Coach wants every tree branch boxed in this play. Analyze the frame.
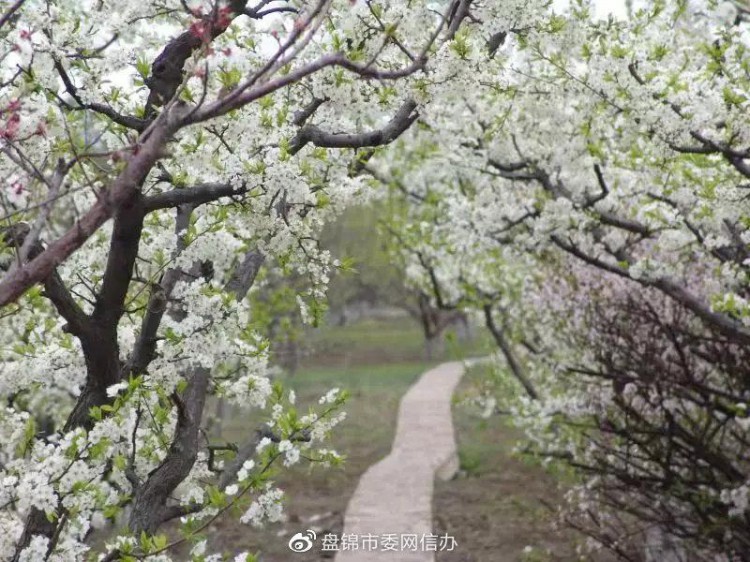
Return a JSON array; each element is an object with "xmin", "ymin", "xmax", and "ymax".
[
  {"xmin": 125, "ymin": 204, "xmax": 193, "ymax": 378},
  {"xmin": 188, "ymin": 52, "xmax": 426, "ymax": 125},
  {"xmin": 585, "ymin": 163, "xmax": 609, "ymax": 206},
  {"xmin": 292, "ymin": 97, "xmax": 328, "ymax": 127},
  {"xmin": 126, "ymin": 234, "xmax": 265, "ymax": 535},
  {"xmin": 289, "ymin": 99, "xmax": 418, "ymax": 155},
  {"xmin": 0, "ymin": 0, "xmax": 25, "ymax": 29},
  {"xmin": 445, "ymin": 0, "xmax": 473, "ymax": 40},
  {"xmin": 0, "ymin": 118, "xmax": 174, "ymax": 306},
  {"xmin": 143, "ymin": 0, "xmax": 252, "ymax": 116},
  {"xmin": 128, "ymin": 368, "xmax": 211, "ymax": 535},
  {"xmin": 551, "ymin": 235, "xmax": 750, "ymax": 345},
  {"xmin": 224, "ymin": 249, "xmax": 265, "ymax": 300},
  {"xmin": 483, "ymin": 304, "xmax": 539, "ymax": 400},
  {"xmin": 144, "ymin": 182, "xmax": 247, "ymax": 212},
  {"xmin": 92, "ymin": 193, "xmax": 145, "ymax": 332},
  {"xmin": 0, "ymin": 223, "xmax": 90, "ymax": 338}
]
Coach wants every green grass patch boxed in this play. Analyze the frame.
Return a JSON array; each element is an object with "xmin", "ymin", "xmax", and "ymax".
[
  {"xmin": 305, "ymin": 315, "xmax": 493, "ymax": 369},
  {"xmin": 208, "ymin": 317, "xmax": 493, "ymax": 561},
  {"xmin": 435, "ymin": 364, "xmax": 581, "ymax": 561},
  {"xmin": 211, "ymin": 359, "xmax": 431, "ymax": 561}
]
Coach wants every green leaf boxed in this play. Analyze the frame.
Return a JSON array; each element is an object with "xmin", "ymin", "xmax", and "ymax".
[
  {"xmin": 15, "ymin": 417, "xmax": 36, "ymax": 457},
  {"xmin": 152, "ymin": 534, "xmax": 168, "ymax": 550},
  {"xmin": 135, "ymin": 55, "xmax": 150, "ymax": 80},
  {"xmin": 140, "ymin": 531, "xmax": 151, "ymax": 554},
  {"xmin": 723, "ymin": 86, "xmax": 747, "ymax": 107}
]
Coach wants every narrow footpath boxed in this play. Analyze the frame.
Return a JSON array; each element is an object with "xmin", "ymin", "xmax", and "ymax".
[{"xmin": 335, "ymin": 361, "xmax": 465, "ymax": 562}]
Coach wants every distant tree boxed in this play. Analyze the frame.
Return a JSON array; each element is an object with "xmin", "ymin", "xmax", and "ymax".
[{"xmin": 320, "ymin": 203, "xmax": 408, "ymax": 322}]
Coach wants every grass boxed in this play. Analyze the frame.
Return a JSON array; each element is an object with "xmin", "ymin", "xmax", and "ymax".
[
  {"xmin": 434, "ymin": 364, "xmax": 581, "ymax": 562},
  {"xmin": 207, "ymin": 360, "xmax": 428, "ymax": 561},
  {"xmin": 200, "ymin": 315, "xmax": 492, "ymax": 560},
  {"xmin": 163, "ymin": 316, "xmax": 579, "ymax": 561},
  {"xmin": 302, "ymin": 315, "xmax": 493, "ymax": 368}
]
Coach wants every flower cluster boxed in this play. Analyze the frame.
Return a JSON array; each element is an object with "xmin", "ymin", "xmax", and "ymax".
[{"xmin": 379, "ymin": 0, "xmax": 750, "ymax": 559}]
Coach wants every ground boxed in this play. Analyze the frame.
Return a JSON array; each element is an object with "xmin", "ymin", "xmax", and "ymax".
[
  {"xmin": 211, "ymin": 360, "xmax": 427, "ymax": 561},
  {"xmin": 188, "ymin": 317, "xmax": 582, "ymax": 561},
  {"xmin": 434, "ymin": 364, "xmax": 581, "ymax": 562}
]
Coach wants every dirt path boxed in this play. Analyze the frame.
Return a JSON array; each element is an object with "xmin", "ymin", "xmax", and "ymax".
[{"xmin": 335, "ymin": 361, "xmax": 465, "ymax": 562}]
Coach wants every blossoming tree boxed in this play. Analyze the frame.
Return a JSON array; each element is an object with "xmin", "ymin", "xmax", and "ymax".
[
  {"xmin": 378, "ymin": 0, "xmax": 750, "ymax": 559},
  {"xmin": 8, "ymin": 0, "xmax": 749, "ymax": 559},
  {"xmin": 0, "ymin": 0, "xmax": 524, "ymax": 559}
]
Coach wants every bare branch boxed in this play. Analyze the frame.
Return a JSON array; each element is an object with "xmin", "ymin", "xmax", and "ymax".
[
  {"xmin": 43, "ymin": 271, "xmax": 90, "ymax": 338},
  {"xmin": 125, "ymin": 283, "xmax": 167, "ymax": 377},
  {"xmin": 125, "ymin": 204, "xmax": 193, "ymax": 378},
  {"xmin": 53, "ymin": 58, "xmax": 148, "ymax": 131},
  {"xmin": 483, "ymin": 304, "xmax": 538, "ymax": 400},
  {"xmin": 292, "ymin": 97, "xmax": 328, "ymax": 127},
  {"xmin": 144, "ymin": 182, "xmax": 247, "ymax": 212},
  {"xmin": 446, "ymin": 0, "xmax": 473, "ymax": 40},
  {"xmin": 596, "ymin": 210, "xmax": 652, "ymax": 237},
  {"xmin": 289, "ymin": 99, "xmax": 418, "ymax": 155},
  {"xmin": 585, "ymin": 163, "xmax": 609, "ymax": 206},
  {"xmin": 224, "ymin": 249, "xmax": 265, "ymax": 300},
  {"xmin": 488, "ymin": 158, "xmax": 529, "ymax": 173},
  {"xmin": 0, "ymin": 0, "xmax": 25, "ymax": 29},
  {"xmin": 0, "ymin": 223, "xmax": 89, "ymax": 337},
  {"xmin": 91, "ymin": 194, "xmax": 145, "ymax": 332}
]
